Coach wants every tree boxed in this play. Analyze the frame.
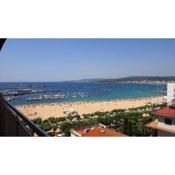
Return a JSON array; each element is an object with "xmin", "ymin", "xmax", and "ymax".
[
  {"xmin": 40, "ymin": 121, "xmax": 52, "ymax": 132},
  {"xmin": 52, "ymin": 124, "xmax": 58, "ymax": 132},
  {"xmin": 32, "ymin": 118, "xmax": 42, "ymax": 125},
  {"xmin": 60, "ymin": 121, "xmax": 72, "ymax": 136}
]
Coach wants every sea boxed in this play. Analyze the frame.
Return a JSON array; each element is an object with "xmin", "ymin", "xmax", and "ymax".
[{"xmin": 0, "ymin": 82, "xmax": 166, "ymax": 106}]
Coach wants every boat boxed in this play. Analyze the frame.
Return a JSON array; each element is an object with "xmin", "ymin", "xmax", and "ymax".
[
  {"xmin": 26, "ymin": 97, "xmax": 43, "ymax": 101},
  {"xmin": 5, "ymin": 96, "xmax": 17, "ymax": 101},
  {"xmin": 26, "ymin": 94, "xmax": 66, "ymax": 101}
]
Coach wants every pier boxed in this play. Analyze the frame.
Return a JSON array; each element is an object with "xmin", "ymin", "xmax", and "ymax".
[{"xmin": 3, "ymin": 89, "xmax": 62, "ymax": 97}]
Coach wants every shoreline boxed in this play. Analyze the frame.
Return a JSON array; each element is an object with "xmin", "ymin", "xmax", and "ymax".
[
  {"xmin": 16, "ymin": 96, "xmax": 165, "ymax": 120},
  {"xmin": 15, "ymin": 95, "xmax": 164, "ymax": 106}
]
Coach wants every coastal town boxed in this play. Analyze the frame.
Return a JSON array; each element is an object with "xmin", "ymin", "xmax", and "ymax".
[
  {"xmin": 14, "ymin": 83, "xmax": 175, "ymax": 137},
  {"xmin": 1, "ymin": 39, "xmax": 175, "ymax": 137}
]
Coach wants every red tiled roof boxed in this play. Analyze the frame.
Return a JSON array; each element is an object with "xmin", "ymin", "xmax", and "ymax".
[
  {"xmin": 153, "ymin": 106, "xmax": 175, "ymax": 118},
  {"xmin": 74, "ymin": 125, "xmax": 99, "ymax": 135},
  {"xmin": 83, "ymin": 127, "xmax": 126, "ymax": 137}
]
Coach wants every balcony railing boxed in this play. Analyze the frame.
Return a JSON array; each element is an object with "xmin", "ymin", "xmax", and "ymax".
[{"xmin": 0, "ymin": 94, "xmax": 48, "ymax": 136}]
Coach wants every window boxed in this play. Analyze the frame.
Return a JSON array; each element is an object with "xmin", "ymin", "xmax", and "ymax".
[{"xmin": 165, "ymin": 118, "xmax": 172, "ymax": 125}]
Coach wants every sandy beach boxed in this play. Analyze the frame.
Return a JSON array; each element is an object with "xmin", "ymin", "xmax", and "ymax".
[{"xmin": 16, "ymin": 96, "xmax": 165, "ymax": 120}]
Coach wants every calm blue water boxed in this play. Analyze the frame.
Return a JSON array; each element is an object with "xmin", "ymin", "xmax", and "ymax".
[{"xmin": 0, "ymin": 82, "xmax": 166, "ymax": 105}]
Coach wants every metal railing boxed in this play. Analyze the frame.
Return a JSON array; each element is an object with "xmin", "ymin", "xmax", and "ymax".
[{"xmin": 0, "ymin": 94, "xmax": 48, "ymax": 136}]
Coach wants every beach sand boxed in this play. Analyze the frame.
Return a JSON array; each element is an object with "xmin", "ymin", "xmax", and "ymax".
[{"xmin": 16, "ymin": 96, "xmax": 165, "ymax": 120}]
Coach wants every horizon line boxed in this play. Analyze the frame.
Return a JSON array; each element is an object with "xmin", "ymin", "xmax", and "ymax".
[{"xmin": 0, "ymin": 75, "xmax": 175, "ymax": 83}]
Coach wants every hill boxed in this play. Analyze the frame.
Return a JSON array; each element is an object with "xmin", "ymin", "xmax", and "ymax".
[{"xmin": 97, "ymin": 76, "xmax": 175, "ymax": 84}]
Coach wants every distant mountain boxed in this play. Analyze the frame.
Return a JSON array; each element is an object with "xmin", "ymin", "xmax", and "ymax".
[
  {"xmin": 76, "ymin": 78, "xmax": 105, "ymax": 82},
  {"xmin": 97, "ymin": 76, "xmax": 175, "ymax": 83}
]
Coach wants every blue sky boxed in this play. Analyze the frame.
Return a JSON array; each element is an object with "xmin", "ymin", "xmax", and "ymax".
[{"xmin": 0, "ymin": 39, "xmax": 175, "ymax": 82}]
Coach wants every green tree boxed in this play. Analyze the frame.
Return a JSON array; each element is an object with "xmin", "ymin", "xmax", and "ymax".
[{"xmin": 32, "ymin": 118, "xmax": 42, "ymax": 125}]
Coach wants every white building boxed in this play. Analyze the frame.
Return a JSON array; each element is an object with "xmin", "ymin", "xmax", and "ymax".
[
  {"xmin": 63, "ymin": 108, "xmax": 79, "ymax": 117},
  {"xmin": 146, "ymin": 106, "xmax": 175, "ymax": 136},
  {"xmin": 146, "ymin": 83, "xmax": 175, "ymax": 136},
  {"xmin": 164, "ymin": 83, "xmax": 175, "ymax": 106}
]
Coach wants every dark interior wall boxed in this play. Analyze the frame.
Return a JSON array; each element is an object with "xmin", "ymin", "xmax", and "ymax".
[{"xmin": 0, "ymin": 39, "xmax": 6, "ymax": 51}]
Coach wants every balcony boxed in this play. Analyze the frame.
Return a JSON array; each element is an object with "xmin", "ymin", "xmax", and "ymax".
[{"xmin": 0, "ymin": 94, "xmax": 48, "ymax": 136}]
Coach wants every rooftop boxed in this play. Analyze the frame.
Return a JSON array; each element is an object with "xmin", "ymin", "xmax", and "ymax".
[
  {"xmin": 71, "ymin": 124, "xmax": 126, "ymax": 137},
  {"xmin": 153, "ymin": 106, "xmax": 175, "ymax": 118},
  {"xmin": 73, "ymin": 124, "xmax": 101, "ymax": 136},
  {"xmin": 83, "ymin": 127, "xmax": 126, "ymax": 137}
]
